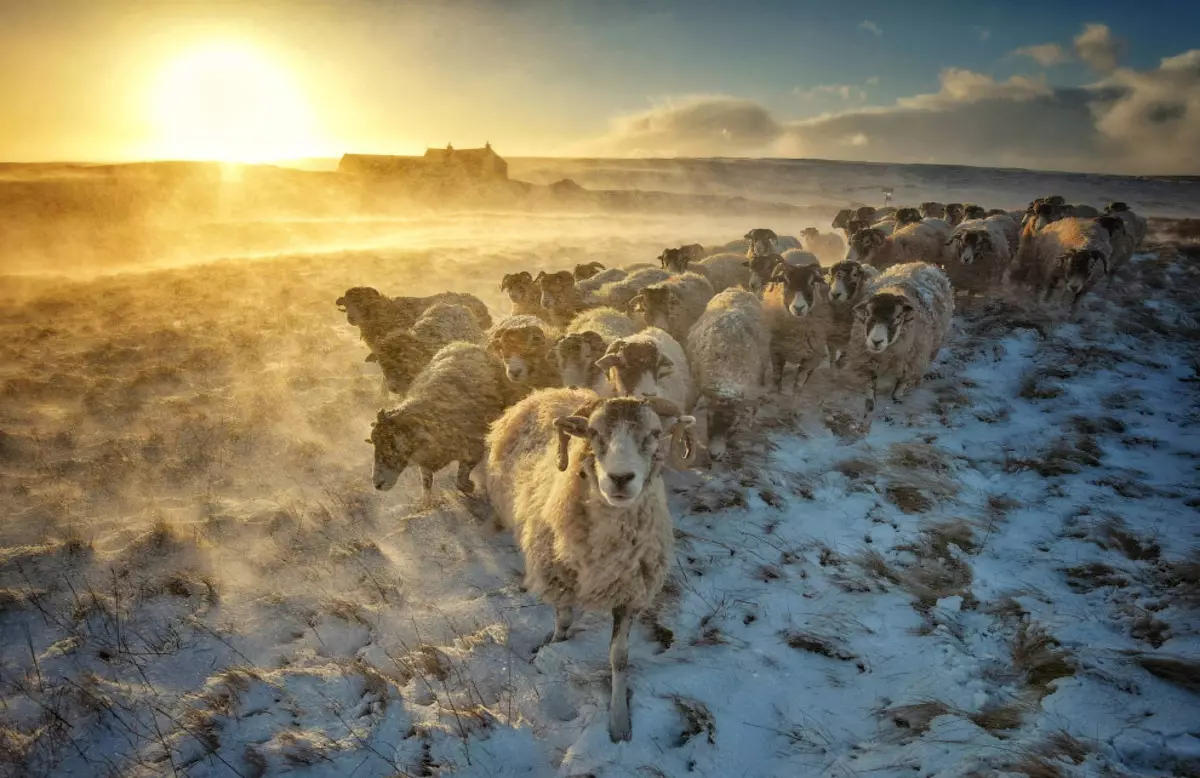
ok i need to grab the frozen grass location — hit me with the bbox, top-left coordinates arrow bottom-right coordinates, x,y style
1,216 -> 1199,777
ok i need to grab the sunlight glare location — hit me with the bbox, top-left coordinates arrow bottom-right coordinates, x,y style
149,42 -> 322,163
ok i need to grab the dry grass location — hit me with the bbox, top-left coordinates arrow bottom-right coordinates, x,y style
1012,621 -> 1074,699
1090,516 -> 1160,561
856,520 -> 977,611
1130,654 -> 1200,694
670,696 -> 716,747
1063,562 -> 1130,592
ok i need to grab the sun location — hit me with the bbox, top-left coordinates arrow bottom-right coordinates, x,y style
148,42 -> 322,163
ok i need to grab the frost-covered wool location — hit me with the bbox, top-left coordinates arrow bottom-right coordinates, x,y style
800,228 -> 846,264
630,272 -> 714,345
762,264 -> 834,390
371,342 -> 508,502
685,289 -> 771,460
844,262 -> 954,411
691,252 -> 747,294
369,303 -> 485,395
577,267 -> 629,298
500,272 -> 546,318
1014,217 -> 1113,307
920,202 -> 947,220
943,215 -> 1019,295
588,267 -> 671,311
336,287 -> 493,355
485,315 -> 561,399
847,220 -> 952,271
825,259 -> 879,367
552,307 -> 640,394
535,270 -> 588,327
597,327 -> 698,414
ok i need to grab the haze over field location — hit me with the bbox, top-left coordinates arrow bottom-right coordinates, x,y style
2,2 -> 1200,778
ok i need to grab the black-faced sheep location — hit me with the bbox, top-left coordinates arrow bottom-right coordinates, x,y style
485,315 -> 561,394
1094,215 -> 1135,279
943,215 -> 1019,296
894,207 -> 923,228
763,263 -> 833,391
825,259 -> 879,368
847,220 -> 952,271
629,272 -> 715,345
551,307 -> 640,394
944,203 -> 966,227
596,328 -> 698,414
574,261 -> 607,281
1104,202 -> 1148,249
370,342 -> 507,504
1019,217 -> 1113,313
336,287 -> 493,354
844,262 -> 954,415
686,289 -> 771,461
485,388 -> 694,742
745,228 -> 779,258
744,249 -> 820,296
963,204 -> 987,221
920,202 -> 947,220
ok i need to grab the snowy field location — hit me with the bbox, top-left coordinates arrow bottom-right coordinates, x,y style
1,209 -> 1199,777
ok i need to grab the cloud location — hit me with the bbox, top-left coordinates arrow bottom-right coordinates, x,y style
1014,43 -> 1069,67
858,20 -> 882,37
582,51 -> 1200,174
794,77 -> 878,103
1074,22 -> 1126,73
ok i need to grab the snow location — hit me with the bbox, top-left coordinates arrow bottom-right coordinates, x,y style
1,212 -> 1199,777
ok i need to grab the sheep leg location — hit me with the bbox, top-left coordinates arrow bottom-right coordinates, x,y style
891,373 -> 912,402
419,466 -> 435,507
771,351 -> 786,391
608,605 -> 633,743
455,460 -> 476,494
551,605 -> 574,642
792,353 -> 823,394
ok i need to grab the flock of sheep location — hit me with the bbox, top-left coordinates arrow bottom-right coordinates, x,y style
333,194 -> 1148,742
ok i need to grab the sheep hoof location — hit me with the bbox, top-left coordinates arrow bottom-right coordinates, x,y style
608,710 -> 632,743
457,479 -> 475,495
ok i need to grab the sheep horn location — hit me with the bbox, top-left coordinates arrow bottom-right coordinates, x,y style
669,419 -> 698,469
643,396 -> 682,419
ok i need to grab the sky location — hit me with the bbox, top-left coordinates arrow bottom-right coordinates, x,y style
0,0 -> 1197,174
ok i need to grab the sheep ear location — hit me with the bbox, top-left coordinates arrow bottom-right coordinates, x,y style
657,355 -> 674,377
365,353 -> 378,363
595,353 -> 623,371
630,294 -> 646,312
554,415 -> 590,471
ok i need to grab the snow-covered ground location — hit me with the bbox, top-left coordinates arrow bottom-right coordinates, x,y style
1,220 -> 1198,778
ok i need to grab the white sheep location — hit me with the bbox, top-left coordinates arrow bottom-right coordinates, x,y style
763,263 -> 834,391
370,342 -> 507,504
551,307 -> 640,394
589,267 -> 672,310
485,388 -> 694,742
690,252 -> 747,294
485,315 -> 561,394
629,272 -> 715,345
920,202 -> 947,220
1017,217 -> 1113,313
369,303 -> 485,395
500,272 -> 546,318
685,289 -> 772,461
577,267 -> 630,297
825,259 -> 879,368
943,215 -> 1018,296
535,270 -> 589,327
596,327 -> 699,415
336,287 -> 493,355
847,220 -> 952,271
843,262 -> 954,416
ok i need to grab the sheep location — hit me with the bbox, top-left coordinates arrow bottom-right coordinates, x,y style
842,218 -> 874,241
1019,217 -> 1113,313
894,207 -> 923,228
370,342 -> 507,505
485,315 -> 561,394
853,206 -> 878,223
369,303 -> 486,395
691,252 -> 748,294
484,388 -> 695,742
681,243 -> 706,264
962,204 -> 987,221
659,247 -> 690,274
825,259 -> 879,368
920,202 -> 947,220
577,267 -> 629,297
596,327 -> 699,415
589,267 -> 672,311
800,227 -> 846,264
943,216 -> 1018,296
1094,215 -> 1135,278
847,219 -> 952,271
744,249 -> 819,296
745,228 -> 779,258
629,272 -> 715,345
763,263 -> 834,391
574,261 -> 607,281
535,270 -> 589,326
1104,202 -> 1147,248
832,209 -> 854,232
551,307 -> 641,394
500,272 -> 546,318
875,206 -> 898,220
944,203 -> 966,227
686,289 -> 772,461
336,287 -> 493,354
843,262 -> 954,416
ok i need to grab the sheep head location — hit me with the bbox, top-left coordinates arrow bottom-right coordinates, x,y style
370,409 -> 420,491
963,204 -> 987,221
744,228 -> 779,258
770,263 -> 827,318
743,253 -> 784,294
574,262 -> 606,281
894,208 -> 923,227
847,228 -> 887,263
336,286 -> 383,326
1055,250 -> 1108,297
1033,202 -> 1059,231
487,324 -> 549,383
832,209 -> 853,230
920,202 -> 947,219
844,218 -> 873,239
553,331 -> 607,388
501,272 -> 536,306
595,339 -> 674,400
554,397 -> 696,506
535,270 -> 576,312
680,243 -> 706,263
1094,215 -> 1127,241
1104,201 -> 1130,214
704,392 -> 746,462
827,260 -> 871,304
946,229 -> 993,265
630,286 -> 678,330
853,206 -> 877,222
854,292 -> 915,355
944,203 -> 965,226
801,227 -> 821,240
659,248 -> 689,274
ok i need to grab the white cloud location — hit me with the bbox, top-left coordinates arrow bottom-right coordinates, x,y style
858,20 -> 883,37
1014,43 -> 1070,67
794,77 -> 878,103
1075,22 -> 1125,73
581,49 -> 1200,175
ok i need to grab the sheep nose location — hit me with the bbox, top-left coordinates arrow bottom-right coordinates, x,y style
610,472 -> 636,489
870,336 -> 885,348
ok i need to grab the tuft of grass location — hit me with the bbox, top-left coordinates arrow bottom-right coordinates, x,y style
781,630 -> 863,670
1012,621 -> 1074,699
1091,516 -> 1160,561
670,696 -> 716,747
888,442 -> 952,473
1063,562 -> 1130,592
885,485 -> 933,514
1130,654 -> 1200,694
882,701 -> 952,738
